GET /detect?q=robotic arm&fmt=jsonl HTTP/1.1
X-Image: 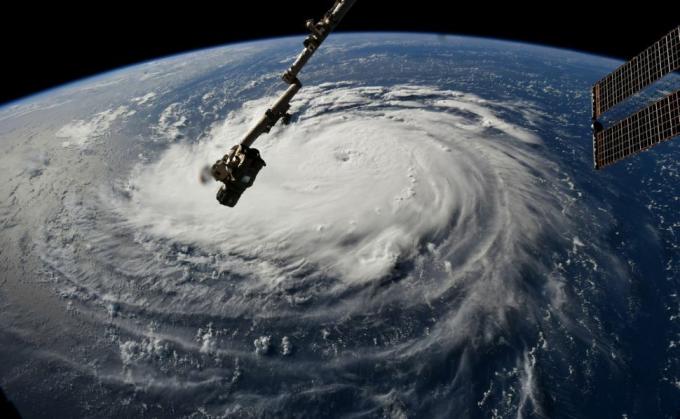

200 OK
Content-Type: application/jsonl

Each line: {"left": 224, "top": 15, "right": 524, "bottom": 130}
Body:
{"left": 209, "top": 0, "right": 358, "bottom": 207}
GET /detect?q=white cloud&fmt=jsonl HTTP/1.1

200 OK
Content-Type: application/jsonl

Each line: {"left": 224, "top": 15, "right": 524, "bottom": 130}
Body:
{"left": 56, "top": 105, "right": 128, "bottom": 148}
{"left": 153, "top": 103, "right": 187, "bottom": 141}
{"left": 118, "top": 83, "right": 553, "bottom": 291}
{"left": 131, "top": 92, "right": 156, "bottom": 106}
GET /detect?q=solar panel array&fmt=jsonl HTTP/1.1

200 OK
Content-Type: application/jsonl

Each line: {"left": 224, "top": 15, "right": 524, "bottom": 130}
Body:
{"left": 594, "top": 89, "right": 680, "bottom": 169}
{"left": 591, "top": 26, "right": 680, "bottom": 169}
{"left": 592, "top": 26, "right": 680, "bottom": 119}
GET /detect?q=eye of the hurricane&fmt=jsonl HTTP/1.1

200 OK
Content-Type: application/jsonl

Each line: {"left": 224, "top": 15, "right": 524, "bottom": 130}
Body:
{"left": 112, "top": 83, "right": 561, "bottom": 314}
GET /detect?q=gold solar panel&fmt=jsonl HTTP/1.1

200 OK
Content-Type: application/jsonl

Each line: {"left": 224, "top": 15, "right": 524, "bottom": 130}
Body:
{"left": 592, "top": 26, "right": 680, "bottom": 169}
{"left": 594, "top": 90, "right": 680, "bottom": 169}
{"left": 592, "top": 26, "right": 680, "bottom": 119}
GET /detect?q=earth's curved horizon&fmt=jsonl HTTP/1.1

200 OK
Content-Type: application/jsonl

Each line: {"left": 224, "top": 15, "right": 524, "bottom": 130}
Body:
{"left": 1, "top": 32, "right": 627, "bottom": 109}
{"left": 0, "top": 32, "right": 679, "bottom": 418}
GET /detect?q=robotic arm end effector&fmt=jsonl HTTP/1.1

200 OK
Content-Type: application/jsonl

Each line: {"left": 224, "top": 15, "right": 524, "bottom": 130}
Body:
{"left": 211, "top": 145, "right": 267, "bottom": 207}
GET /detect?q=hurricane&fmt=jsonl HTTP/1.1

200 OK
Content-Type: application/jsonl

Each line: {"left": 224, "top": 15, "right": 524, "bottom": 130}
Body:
{"left": 30, "top": 81, "right": 625, "bottom": 417}
{"left": 2, "top": 34, "right": 678, "bottom": 418}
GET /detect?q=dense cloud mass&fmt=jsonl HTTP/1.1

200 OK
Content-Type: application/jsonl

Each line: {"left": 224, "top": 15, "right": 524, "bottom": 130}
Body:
{"left": 123, "top": 84, "right": 556, "bottom": 298}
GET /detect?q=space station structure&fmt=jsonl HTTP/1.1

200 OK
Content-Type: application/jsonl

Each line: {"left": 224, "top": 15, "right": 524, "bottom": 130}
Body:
{"left": 208, "top": 0, "right": 358, "bottom": 206}
{"left": 591, "top": 26, "right": 680, "bottom": 169}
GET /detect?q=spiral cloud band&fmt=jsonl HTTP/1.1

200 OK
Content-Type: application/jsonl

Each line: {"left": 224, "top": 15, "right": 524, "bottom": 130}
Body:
{"left": 121, "top": 83, "right": 560, "bottom": 308}
{"left": 37, "top": 82, "right": 612, "bottom": 416}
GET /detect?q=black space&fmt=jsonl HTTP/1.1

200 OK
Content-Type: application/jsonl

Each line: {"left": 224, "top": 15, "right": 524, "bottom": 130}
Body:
{"left": 2, "top": 2, "right": 678, "bottom": 105}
